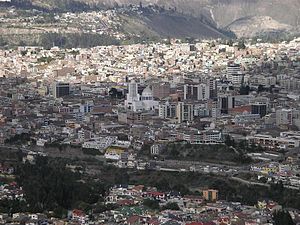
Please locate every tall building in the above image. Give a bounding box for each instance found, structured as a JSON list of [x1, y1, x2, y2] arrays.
[[227, 63, 244, 86], [276, 108, 300, 126], [158, 101, 194, 123], [158, 102, 177, 119], [251, 102, 267, 118], [184, 83, 210, 101], [125, 80, 142, 111], [176, 102, 194, 123], [53, 82, 70, 98], [127, 80, 139, 100], [206, 79, 218, 99], [219, 96, 235, 114]]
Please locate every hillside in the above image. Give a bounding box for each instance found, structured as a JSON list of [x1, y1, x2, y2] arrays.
[[227, 16, 293, 38], [1, 0, 299, 39], [24, 0, 300, 27]]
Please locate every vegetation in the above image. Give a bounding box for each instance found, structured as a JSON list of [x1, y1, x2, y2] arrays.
[[5, 133, 32, 145], [82, 148, 102, 156], [0, 199, 27, 214], [1, 154, 300, 217], [239, 85, 250, 95], [273, 210, 295, 225], [12, 157, 107, 216], [237, 40, 246, 49], [142, 198, 159, 210], [162, 202, 180, 210], [37, 56, 55, 63], [2, 0, 96, 12], [109, 88, 124, 99], [224, 135, 265, 153], [160, 141, 252, 165]]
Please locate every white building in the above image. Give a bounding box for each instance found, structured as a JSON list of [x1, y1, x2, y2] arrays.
[[183, 83, 210, 101], [227, 63, 244, 86], [82, 136, 117, 151], [125, 80, 158, 112]]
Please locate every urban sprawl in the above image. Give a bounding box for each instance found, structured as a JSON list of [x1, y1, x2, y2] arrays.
[[0, 37, 300, 225]]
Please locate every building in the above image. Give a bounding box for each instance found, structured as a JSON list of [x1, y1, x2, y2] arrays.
[[276, 108, 300, 126], [176, 102, 194, 123], [247, 134, 300, 150], [206, 78, 218, 99], [251, 102, 267, 118], [158, 101, 177, 119], [158, 101, 194, 123], [183, 83, 210, 101], [152, 82, 171, 99], [227, 63, 244, 86], [53, 82, 70, 98], [202, 189, 218, 202], [118, 111, 153, 124], [125, 80, 142, 111], [219, 96, 235, 114], [125, 81, 158, 112], [150, 144, 163, 155], [177, 130, 223, 144]]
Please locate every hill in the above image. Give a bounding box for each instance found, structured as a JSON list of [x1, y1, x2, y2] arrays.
[[23, 0, 299, 27], [1, 0, 299, 39], [227, 16, 293, 38]]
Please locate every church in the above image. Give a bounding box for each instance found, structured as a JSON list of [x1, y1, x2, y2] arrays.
[[125, 80, 158, 112]]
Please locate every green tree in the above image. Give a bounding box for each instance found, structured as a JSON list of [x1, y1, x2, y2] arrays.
[[224, 135, 235, 147], [273, 210, 295, 225], [109, 88, 124, 99], [162, 202, 180, 210], [237, 40, 246, 49], [240, 85, 250, 95], [15, 157, 106, 212], [142, 199, 159, 210]]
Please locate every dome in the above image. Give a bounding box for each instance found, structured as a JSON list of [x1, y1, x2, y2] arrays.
[[142, 86, 153, 97]]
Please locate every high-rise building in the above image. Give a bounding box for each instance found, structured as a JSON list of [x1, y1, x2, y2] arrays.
[[276, 108, 300, 126], [176, 102, 194, 123], [219, 96, 235, 114], [184, 83, 210, 101], [206, 79, 218, 99], [158, 102, 177, 119], [53, 82, 70, 98], [251, 102, 267, 118], [227, 63, 244, 86], [158, 101, 194, 123]]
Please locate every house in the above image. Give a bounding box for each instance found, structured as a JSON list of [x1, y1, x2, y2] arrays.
[[144, 191, 166, 200], [126, 215, 142, 225], [71, 209, 87, 223], [151, 144, 163, 155]]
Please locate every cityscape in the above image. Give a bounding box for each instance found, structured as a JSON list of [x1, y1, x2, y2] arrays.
[[0, 0, 300, 225]]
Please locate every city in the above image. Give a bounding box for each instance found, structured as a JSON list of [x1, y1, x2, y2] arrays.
[[0, 0, 300, 225]]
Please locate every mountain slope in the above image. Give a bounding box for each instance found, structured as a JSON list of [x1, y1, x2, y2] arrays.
[[6, 0, 300, 27], [1, 0, 299, 39], [137, 12, 229, 39], [227, 16, 293, 38], [0, 1, 233, 39]]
